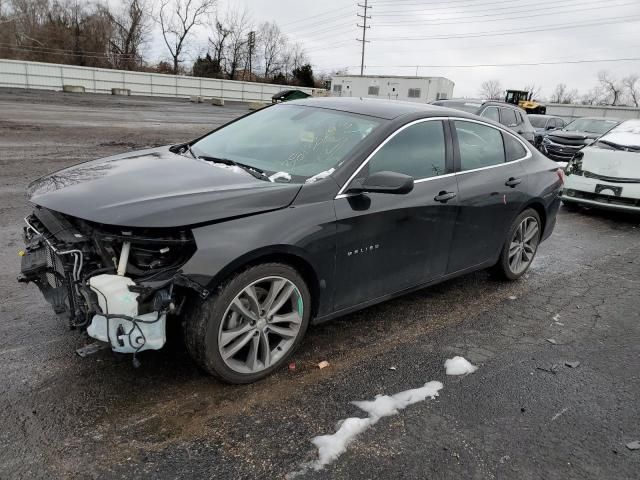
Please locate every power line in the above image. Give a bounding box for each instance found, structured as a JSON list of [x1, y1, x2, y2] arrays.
[[356, 0, 372, 76], [285, 13, 354, 34], [279, 6, 352, 27], [0, 42, 136, 58], [374, 0, 638, 26], [371, 0, 547, 16], [351, 57, 640, 69], [369, 15, 640, 41]]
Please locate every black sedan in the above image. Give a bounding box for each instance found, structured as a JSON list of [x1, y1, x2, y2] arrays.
[[19, 98, 563, 383], [541, 116, 620, 162]]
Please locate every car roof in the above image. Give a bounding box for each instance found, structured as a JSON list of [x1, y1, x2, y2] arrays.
[[432, 98, 528, 113], [289, 96, 459, 120], [528, 114, 560, 118]]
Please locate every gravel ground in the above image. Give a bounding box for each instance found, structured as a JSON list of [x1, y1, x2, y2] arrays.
[[0, 89, 638, 480]]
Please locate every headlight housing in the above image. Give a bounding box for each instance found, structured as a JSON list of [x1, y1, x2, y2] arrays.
[[565, 151, 583, 176]]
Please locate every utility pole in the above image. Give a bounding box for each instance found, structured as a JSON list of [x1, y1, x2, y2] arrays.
[[247, 31, 256, 80], [356, 0, 371, 76]]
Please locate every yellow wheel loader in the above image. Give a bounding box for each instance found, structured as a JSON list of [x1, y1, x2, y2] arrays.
[[505, 90, 546, 114]]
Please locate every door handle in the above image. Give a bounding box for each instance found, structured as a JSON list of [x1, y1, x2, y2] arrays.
[[505, 177, 522, 188], [434, 191, 457, 203]]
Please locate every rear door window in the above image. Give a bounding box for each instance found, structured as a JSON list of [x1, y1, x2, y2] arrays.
[[454, 121, 505, 171], [481, 107, 500, 122], [500, 109, 518, 127]]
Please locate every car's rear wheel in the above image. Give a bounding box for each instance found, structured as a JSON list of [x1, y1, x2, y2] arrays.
[[185, 263, 311, 384], [493, 208, 541, 280]]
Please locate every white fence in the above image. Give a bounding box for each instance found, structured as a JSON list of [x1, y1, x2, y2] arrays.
[[0, 59, 315, 102], [546, 103, 640, 121]]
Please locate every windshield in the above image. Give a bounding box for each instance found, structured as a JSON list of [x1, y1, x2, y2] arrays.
[[191, 104, 382, 182], [594, 119, 640, 151], [563, 118, 618, 135], [528, 115, 548, 128]]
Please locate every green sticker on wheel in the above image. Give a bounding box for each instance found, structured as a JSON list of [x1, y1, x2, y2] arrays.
[[297, 291, 303, 316]]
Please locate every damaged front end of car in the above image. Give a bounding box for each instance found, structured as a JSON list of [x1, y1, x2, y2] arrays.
[[17, 206, 202, 358]]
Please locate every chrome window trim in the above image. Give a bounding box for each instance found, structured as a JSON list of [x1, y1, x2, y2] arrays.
[[335, 116, 532, 199]]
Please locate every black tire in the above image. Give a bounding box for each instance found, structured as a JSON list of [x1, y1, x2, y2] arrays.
[[184, 262, 311, 384], [492, 208, 542, 281]]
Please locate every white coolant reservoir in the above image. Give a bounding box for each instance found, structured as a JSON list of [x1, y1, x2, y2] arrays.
[[89, 274, 139, 317], [87, 274, 166, 353]]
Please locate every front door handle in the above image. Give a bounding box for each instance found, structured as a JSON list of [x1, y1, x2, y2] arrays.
[[434, 191, 457, 203], [505, 177, 522, 188]]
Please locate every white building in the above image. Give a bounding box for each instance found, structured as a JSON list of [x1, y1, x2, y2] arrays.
[[330, 75, 455, 103]]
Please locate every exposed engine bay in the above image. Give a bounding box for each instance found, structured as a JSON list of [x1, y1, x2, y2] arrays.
[[18, 206, 198, 357]]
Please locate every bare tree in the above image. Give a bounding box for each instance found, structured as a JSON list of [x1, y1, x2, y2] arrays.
[[222, 7, 251, 80], [523, 84, 542, 100], [258, 21, 285, 79], [478, 79, 502, 100], [208, 18, 230, 73], [623, 74, 639, 107], [550, 84, 567, 104], [549, 83, 577, 104], [598, 70, 623, 106], [580, 86, 605, 105], [156, 0, 215, 74], [106, 0, 149, 69]]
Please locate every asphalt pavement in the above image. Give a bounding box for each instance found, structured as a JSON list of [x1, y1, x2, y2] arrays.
[[0, 89, 638, 480]]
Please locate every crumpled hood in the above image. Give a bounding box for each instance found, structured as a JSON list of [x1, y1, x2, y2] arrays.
[[580, 147, 640, 179], [27, 146, 302, 228], [548, 130, 600, 144]]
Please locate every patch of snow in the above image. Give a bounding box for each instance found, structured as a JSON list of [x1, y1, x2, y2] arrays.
[[311, 416, 373, 468], [352, 381, 443, 419], [268, 171, 291, 183], [211, 163, 245, 175], [305, 167, 335, 183], [551, 407, 569, 421], [287, 381, 443, 477], [444, 356, 478, 376]]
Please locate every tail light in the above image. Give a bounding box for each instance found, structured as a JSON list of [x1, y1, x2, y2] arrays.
[[555, 168, 565, 185]]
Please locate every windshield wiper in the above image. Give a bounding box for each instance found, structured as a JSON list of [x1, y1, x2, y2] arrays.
[[597, 140, 625, 150], [198, 155, 270, 181], [597, 140, 640, 151]]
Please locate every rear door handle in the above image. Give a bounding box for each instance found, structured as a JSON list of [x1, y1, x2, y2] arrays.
[[434, 191, 457, 203], [505, 177, 522, 188]]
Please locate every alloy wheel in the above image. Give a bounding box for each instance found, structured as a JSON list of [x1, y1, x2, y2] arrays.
[[218, 276, 304, 374], [508, 216, 540, 275]]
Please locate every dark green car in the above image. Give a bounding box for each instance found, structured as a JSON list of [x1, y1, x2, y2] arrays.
[[271, 89, 311, 103]]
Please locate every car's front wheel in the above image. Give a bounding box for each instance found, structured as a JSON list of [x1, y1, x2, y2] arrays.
[[493, 208, 542, 280], [185, 263, 311, 383]]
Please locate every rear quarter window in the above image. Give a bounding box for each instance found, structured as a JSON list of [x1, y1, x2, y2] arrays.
[[503, 132, 528, 161]]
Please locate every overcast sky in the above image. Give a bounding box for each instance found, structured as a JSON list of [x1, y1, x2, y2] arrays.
[[145, 0, 640, 99]]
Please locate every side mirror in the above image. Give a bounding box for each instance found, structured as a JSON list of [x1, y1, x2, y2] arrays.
[[347, 171, 414, 195]]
